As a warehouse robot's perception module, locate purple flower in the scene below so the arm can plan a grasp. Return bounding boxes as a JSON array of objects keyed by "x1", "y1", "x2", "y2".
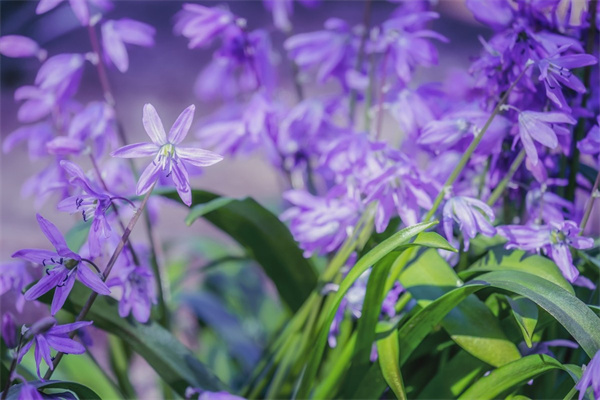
[
  {"x1": 517, "y1": 111, "x2": 576, "y2": 165},
  {"x1": 18, "y1": 316, "x2": 92, "y2": 378},
  {"x1": 2, "y1": 312, "x2": 18, "y2": 348},
  {"x1": 174, "y1": 4, "x2": 243, "y2": 49},
  {"x1": 101, "y1": 19, "x2": 156, "y2": 73},
  {"x1": 443, "y1": 196, "x2": 496, "y2": 251},
  {"x1": 466, "y1": 0, "x2": 514, "y2": 30},
  {"x1": 0, "y1": 262, "x2": 34, "y2": 312},
  {"x1": 0, "y1": 35, "x2": 46, "y2": 60},
  {"x1": 57, "y1": 161, "x2": 115, "y2": 257},
  {"x1": 525, "y1": 188, "x2": 573, "y2": 224},
  {"x1": 281, "y1": 188, "x2": 360, "y2": 257},
  {"x1": 111, "y1": 104, "x2": 223, "y2": 206},
  {"x1": 497, "y1": 220, "x2": 594, "y2": 282},
  {"x1": 263, "y1": 0, "x2": 319, "y2": 32},
  {"x1": 578, "y1": 116, "x2": 600, "y2": 165},
  {"x1": 2, "y1": 122, "x2": 54, "y2": 160},
  {"x1": 36, "y1": 0, "x2": 89, "y2": 26},
  {"x1": 12, "y1": 214, "x2": 110, "y2": 315},
  {"x1": 538, "y1": 52, "x2": 597, "y2": 110},
  {"x1": 17, "y1": 383, "x2": 44, "y2": 400},
  {"x1": 519, "y1": 339, "x2": 578, "y2": 358},
  {"x1": 107, "y1": 265, "x2": 156, "y2": 323},
  {"x1": 576, "y1": 350, "x2": 600, "y2": 400}
]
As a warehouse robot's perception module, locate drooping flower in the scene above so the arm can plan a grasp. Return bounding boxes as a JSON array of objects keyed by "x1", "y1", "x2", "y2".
[
  {"x1": 174, "y1": 4, "x2": 244, "y2": 49},
  {"x1": 497, "y1": 220, "x2": 594, "y2": 282},
  {"x1": 465, "y1": 0, "x2": 514, "y2": 30},
  {"x1": 538, "y1": 52, "x2": 597, "y2": 110},
  {"x1": 12, "y1": 214, "x2": 110, "y2": 315},
  {"x1": 516, "y1": 111, "x2": 576, "y2": 165},
  {"x1": 101, "y1": 18, "x2": 156, "y2": 73},
  {"x1": 107, "y1": 265, "x2": 156, "y2": 323},
  {"x1": 36, "y1": 0, "x2": 90, "y2": 26},
  {"x1": 111, "y1": 104, "x2": 223, "y2": 206},
  {"x1": 519, "y1": 339, "x2": 578, "y2": 358},
  {"x1": 578, "y1": 116, "x2": 600, "y2": 166},
  {"x1": 18, "y1": 316, "x2": 92, "y2": 378},
  {"x1": 2, "y1": 312, "x2": 18, "y2": 348},
  {"x1": 2, "y1": 122, "x2": 54, "y2": 160},
  {"x1": 443, "y1": 196, "x2": 496, "y2": 251},
  {"x1": 0, "y1": 35, "x2": 46, "y2": 60},
  {"x1": 576, "y1": 350, "x2": 600, "y2": 400}
]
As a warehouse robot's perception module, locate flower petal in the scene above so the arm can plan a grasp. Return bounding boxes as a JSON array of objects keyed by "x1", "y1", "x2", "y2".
[
  {"x1": 168, "y1": 105, "x2": 195, "y2": 144},
  {"x1": 24, "y1": 268, "x2": 68, "y2": 300},
  {"x1": 11, "y1": 248, "x2": 58, "y2": 264},
  {"x1": 45, "y1": 334, "x2": 85, "y2": 354},
  {"x1": 176, "y1": 146, "x2": 223, "y2": 167},
  {"x1": 77, "y1": 266, "x2": 111, "y2": 295},
  {"x1": 171, "y1": 161, "x2": 191, "y2": 206},
  {"x1": 111, "y1": 142, "x2": 158, "y2": 158},
  {"x1": 101, "y1": 20, "x2": 128, "y2": 73},
  {"x1": 142, "y1": 104, "x2": 167, "y2": 145},
  {"x1": 35, "y1": 214, "x2": 77, "y2": 258},
  {"x1": 48, "y1": 320, "x2": 92, "y2": 335},
  {"x1": 136, "y1": 161, "x2": 162, "y2": 195},
  {"x1": 51, "y1": 274, "x2": 75, "y2": 315}
]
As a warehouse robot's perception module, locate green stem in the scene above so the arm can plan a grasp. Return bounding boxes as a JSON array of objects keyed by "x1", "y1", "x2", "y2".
[
  {"x1": 486, "y1": 149, "x2": 526, "y2": 207},
  {"x1": 423, "y1": 62, "x2": 532, "y2": 222}
]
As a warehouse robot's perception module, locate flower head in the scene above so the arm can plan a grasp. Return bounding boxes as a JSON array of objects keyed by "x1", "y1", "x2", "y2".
[
  {"x1": 111, "y1": 104, "x2": 223, "y2": 206},
  {"x1": 107, "y1": 265, "x2": 156, "y2": 323},
  {"x1": 517, "y1": 111, "x2": 576, "y2": 165},
  {"x1": 18, "y1": 316, "x2": 92, "y2": 378},
  {"x1": 36, "y1": 0, "x2": 89, "y2": 26},
  {"x1": 576, "y1": 350, "x2": 600, "y2": 400},
  {"x1": 102, "y1": 18, "x2": 156, "y2": 73},
  {"x1": 12, "y1": 214, "x2": 110, "y2": 315},
  {"x1": 443, "y1": 196, "x2": 496, "y2": 251}
]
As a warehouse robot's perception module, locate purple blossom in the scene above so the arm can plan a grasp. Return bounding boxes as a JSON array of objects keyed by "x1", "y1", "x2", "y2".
[
  {"x1": 390, "y1": 88, "x2": 435, "y2": 138},
  {"x1": 17, "y1": 383, "x2": 44, "y2": 400},
  {"x1": 497, "y1": 220, "x2": 594, "y2": 282},
  {"x1": 57, "y1": 160, "x2": 115, "y2": 257},
  {"x1": 12, "y1": 214, "x2": 110, "y2": 315},
  {"x1": 0, "y1": 262, "x2": 34, "y2": 313},
  {"x1": 18, "y1": 316, "x2": 92, "y2": 378},
  {"x1": 107, "y1": 265, "x2": 156, "y2": 323},
  {"x1": 0, "y1": 35, "x2": 46, "y2": 60},
  {"x1": 102, "y1": 19, "x2": 156, "y2": 73},
  {"x1": 281, "y1": 188, "x2": 360, "y2": 257},
  {"x1": 2, "y1": 312, "x2": 18, "y2": 348},
  {"x1": 466, "y1": 0, "x2": 514, "y2": 30},
  {"x1": 111, "y1": 104, "x2": 223, "y2": 206},
  {"x1": 576, "y1": 350, "x2": 600, "y2": 400},
  {"x1": 443, "y1": 196, "x2": 496, "y2": 251},
  {"x1": 578, "y1": 116, "x2": 600, "y2": 165},
  {"x1": 538, "y1": 52, "x2": 597, "y2": 110},
  {"x1": 525, "y1": 188, "x2": 573, "y2": 224},
  {"x1": 174, "y1": 4, "x2": 243, "y2": 49},
  {"x1": 36, "y1": 0, "x2": 89, "y2": 26},
  {"x1": 263, "y1": 0, "x2": 319, "y2": 32},
  {"x1": 516, "y1": 111, "x2": 576, "y2": 165},
  {"x1": 2, "y1": 122, "x2": 54, "y2": 160},
  {"x1": 519, "y1": 339, "x2": 578, "y2": 358}
]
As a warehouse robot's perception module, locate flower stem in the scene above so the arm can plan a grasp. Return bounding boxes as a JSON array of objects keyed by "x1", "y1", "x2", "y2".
[
  {"x1": 87, "y1": 24, "x2": 114, "y2": 107},
  {"x1": 579, "y1": 169, "x2": 600, "y2": 233},
  {"x1": 43, "y1": 184, "x2": 156, "y2": 380},
  {"x1": 486, "y1": 149, "x2": 526, "y2": 207},
  {"x1": 1, "y1": 333, "x2": 24, "y2": 400},
  {"x1": 423, "y1": 62, "x2": 531, "y2": 222}
]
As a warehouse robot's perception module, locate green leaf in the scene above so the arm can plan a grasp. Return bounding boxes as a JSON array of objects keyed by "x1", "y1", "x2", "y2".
[
  {"x1": 506, "y1": 296, "x2": 538, "y2": 348},
  {"x1": 295, "y1": 220, "x2": 438, "y2": 399},
  {"x1": 418, "y1": 351, "x2": 487, "y2": 399},
  {"x1": 458, "y1": 354, "x2": 573, "y2": 400},
  {"x1": 160, "y1": 189, "x2": 317, "y2": 312},
  {"x1": 64, "y1": 221, "x2": 91, "y2": 253},
  {"x1": 462, "y1": 246, "x2": 574, "y2": 293},
  {"x1": 399, "y1": 249, "x2": 522, "y2": 367},
  {"x1": 38, "y1": 283, "x2": 227, "y2": 397},
  {"x1": 408, "y1": 232, "x2": 457, "y2": 253},
  {"x1": 376, "y1": 321, "x2": 406, "y2": 400},
  {"x1": 6, "y1": 380, "x2": 100, "y2": 400}
]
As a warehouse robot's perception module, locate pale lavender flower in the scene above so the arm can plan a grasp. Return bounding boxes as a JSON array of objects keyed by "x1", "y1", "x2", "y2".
[
  {"x1": 443, "y1": 196, "x2": 496, "y2": 251},
  {"x1": 576, "y1": 350, "x2": 600, "y2": 400},
  {"x1": 281, "y1": 187, "x2": 360, "y2": 257},
  {"x1": 0, "y1": 262, "x2": 34, "y2": 313},
  {"x1": 2, "y1": 312, "x2": 18, "y2": 348},
  {"x1": 111, "y1": 104, "x2": 223, "y2": 206},
  {"x1": 263, "y1": 0, "x2": 319, "y2": 32},
  {"x1": 390, "y1": 88, "x2": 435, "y2": 138},
  {"x1": 12, "y1": 214, "x2": 110, "y2": 315},
  {"x1": 174, "y1": 4, "x2": 243, "y2": 49},
  {"x1": 18, "y1": 316, "x2": 92, "y2": 378},
  {"x1": 578, "y1": 116, "x2": 600, "y2": 165},
  {"x1": 525, "y1": 188, "x2": 573, "y2": 224},
  {"x1": 2, "y1": 122, "x2": 54, "y2": 160},
  {"x1": 517, "y1": 111, "x2": 576, "y2": 165},
  {"x1": 466, "y1": 0, "x2": 514, "y2": 30},
  {"x1": 101, "y1": 19, "x2": 156, "y2": 73},
  {"x1": 0, "y1": 35, "x2": 46, "y2": 60},
  {"x1": 538, "y1": 52, "x2": 597, "y2": 110},
  {"x1": 107, "y1": 265, "x2": 156, "y2": 323},
  {"x1": 498, "y1": 220, "x2": 594, "y2": 282},
  {"x1": 36, "y1": 0, "x2": 89, "y2": 26}
]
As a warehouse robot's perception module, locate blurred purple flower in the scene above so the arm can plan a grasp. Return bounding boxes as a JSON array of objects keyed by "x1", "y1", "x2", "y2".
[
  {"x1": 466, "y1": 0, "x2": 514, "y2": 30},
  {"x1": 111, "y1": 104, "x2": 223, "y2": 206},
  {"x1": 578, "y1": 116, "x2": 600, "y2": 165},
  {"x1": 0, "y1": 262, "x2": 33, "y2": 313},
  {"x1": 107, "y1": 265, "x2": 156, "y2": 323},
  {"x1": 174, "y1": 3, "x2": 243, "y2": 49},
  {"x1": 443, "y1": 196, "x2": 496, "y2": 251},
  {"x1": 101, "y1": 18, "x2": 156, "y2": 73},
  {"x1": 3, "y1": 122, "x2": 54, "y2": 160},
  {"x1": 517, "y1": 111, "x2": 576, "y2": 165},
  {"x1": 525, "y1": 188, "x2": 573, "y2": 224},
  {"x1": 12, "y1": 214, "x2": 110, "y2": 315},
  {"x1": 390, "y1": 88, "x2": 435, "y2": 138},
  {"x1": 0, "y1": 35, "x2": 46, "y2": 60},
  {"x1": 18, "y1": 316, "x2": 92, "y2": 378},
  {"x1": 17, "y1": 383, "x2": 44, "y2": 400},
  {"x1": 263, "y1": 0, "x2": 319, "y2": 32},
  {"x1": 36, "y1": 0, "x2": 89, "y2": 26},
  {"x1": 519, "y1": 339, "x2": 578, "y2": 357},
  {"x1": 281, "y1": 187, "x2": 360, "y2": 257},
  {"x1": 576, "y1": 350, "x2": 600, "y2": 400},
  {"x1": 498, "y1": 220, "x2": 594, "y2": 282},
  {"x1": 538, "y1": 52, "x2": 597, "y2": 110},
  {"x1": 2, "y1": 312, "x2": 18, "y2": 348}
]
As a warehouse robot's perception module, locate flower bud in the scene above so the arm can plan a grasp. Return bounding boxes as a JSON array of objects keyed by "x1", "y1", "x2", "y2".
[{"x1": 2, "y1": 313, "x2": 17, "y2": 348}]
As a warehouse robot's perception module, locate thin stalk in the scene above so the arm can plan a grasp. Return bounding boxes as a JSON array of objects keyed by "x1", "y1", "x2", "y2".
[
  {"x1": 486, "y1": 149, "x2": 526, "y2": 207},
  {"x1": 1, "y1": 334, "x2": 24, "y2": 400},
  {"x1": 423, "y1": 62, "x2": 532, "y2": 222},
  {"x1": 43, "y1": 184, "x2": 155, "y2": 380},
  {"x1": 87, "y1": 24, "x2": 114, "y2": 107},
  {"x1": 580, "y1": 170, "x2": 600, "y2": 232}
]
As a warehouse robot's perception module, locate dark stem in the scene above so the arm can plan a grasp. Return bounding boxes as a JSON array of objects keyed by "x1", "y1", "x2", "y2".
[
  {"x1": 565, "y1": 0, "x2": 597, "y2": 202},
  {"x1": 579, "y1": 170, "x2": 600, "y2": 232},
  {"x1": 87, "y1": 24, "x2": 115, "y2": 107},
  {"x1": 43, "y1": 184, "x2": 156, "y2": 380},
  {"x1": 1, "y1": 334, "x2": 24, "y2": 400}
]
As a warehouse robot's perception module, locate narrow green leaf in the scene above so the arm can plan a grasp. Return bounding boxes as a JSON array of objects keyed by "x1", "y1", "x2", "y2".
[
  {"x1": 400, "y1": 249, "x2": 522, "y2": 367},
  {"x1": 161, "y1": 189, "x2": 317, "y2": 312},
  {"x1": 376, "y1": 321, "x2": 406, "y2": 400},
  {"x1": 295, "y1": 220, "x2": 438, "y2": 399},
  {"x1": 38, "y1": 283, "x2": 227, "y2": 397},
  {"x1": 506, "y1": 296, "x2": 538, "y2": 348},
  {"x1": 458, "y1": 354, "x2": 572, "y2": 400},
  {"x1": 409, "y1": 232, "x2": 457, "y2": 253},
  {"x1": 418, "y1": 351, "x2": 487, "y2": 399},
  {"x1": 6, "y1": 380, "x2": 100, "y2": 400}
]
